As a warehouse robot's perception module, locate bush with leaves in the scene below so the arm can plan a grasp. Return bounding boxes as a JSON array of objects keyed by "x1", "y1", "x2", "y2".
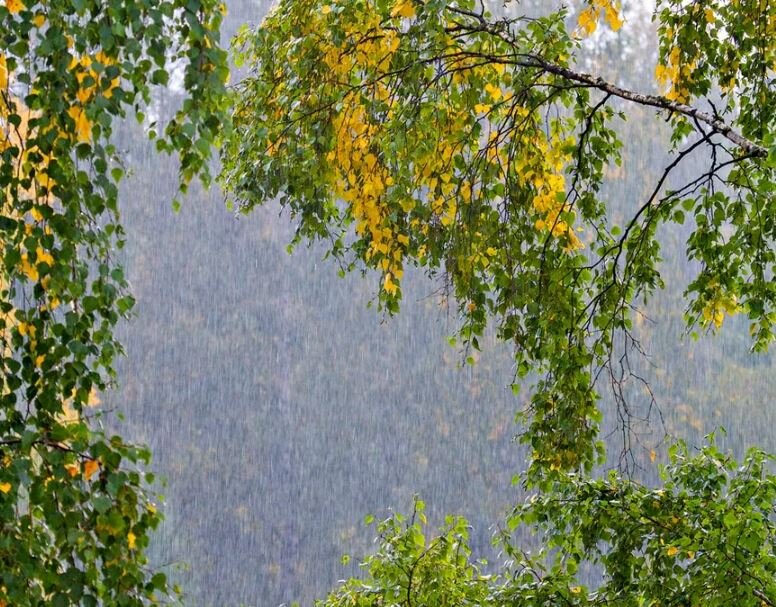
[{"x1": 318, "y1": 444, "x2": 776, "y2": 607}]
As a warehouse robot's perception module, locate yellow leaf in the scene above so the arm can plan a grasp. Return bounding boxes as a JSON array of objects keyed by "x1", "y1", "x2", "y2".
[
  {"x1": 570, "y1": 586, "x2": 582, "y2": 594},
  {"x1": 0, "y1": 54, "x2": 7, "y2": 90},
  {"x1": 577, "y1": 7, "x2": 598, "y2": 35},
  {"x1": 64, "y1": 463, "x2": 80, "y2": 477},
  {"x1": 32, "y1": 12, "x2": 45, "y2": 27},
  {"x1": 666, "y1": 545, "x2": 679, "y2": 557},
  {"x1": 35, "y1": 354, "x2": 45, "y2": 367},
  {"x1": 604, "y1": 6, "x2": 623, "y2": 31},
  {"x1": 67, "y1": 106, "x2": 92, "y2": 143},
  {"x1": 36, "y1": 247, "x2": 54, "y2": 267},
  {"x1": 655, "y1": 64, "x2": 669, "y2": 87},
  {"x1": 383, "y1": 272, "x2": 398, "y2": 294},
  {"x1": 321, "y1": 4, "x2": 331, "y2": 14},
  {"x1": 484, "y1": 83, "x2": 502, "y2": 101},
  {"x1": 668, "y1": 46, "x2": 681, "y2": 68},
  {"x1": 127, "y1": 531, "x2": 137, "y2": 549},
  {"x1": 5, "y1": 0, "x2": 24, "y2": 14},
  {"x1": 390, "y1": 0, "x2": 415, "y2": 19},
  {"x1": 83, "y1": 459, "x2": 99, "y2": 480},
  {"x1": 704, "y1": 8, "x2": 715, "y2": 23},
  {"x1": 20, "y1": 253, "x2": 39, "y2": 282},
  {"x1": 474, "y1": 103, "x2": 491, "y2": 114},
  {"x1": 0, "y1": 482, "x2": 11, "y2": 494},
  {"x1": 76, "y1": 86, "x2": 93, "y2": 104},
  {"x1": 649, "y1": 449, "x2": 657, "y2": 463},
  {"x1": 565, "y1": 230, "x2": 584, "y2": 251},
  {"x1": 387, "y1": 34, "x2": 400, "y2": 53},
  {"x1": 17, "y1": 321, "x2": 36, "y2": 338}
]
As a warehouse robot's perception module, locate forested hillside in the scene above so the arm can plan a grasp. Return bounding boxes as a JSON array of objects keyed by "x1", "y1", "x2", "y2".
[{"x1": 104, "y1": 1, "x2": 776, "y2": 605}]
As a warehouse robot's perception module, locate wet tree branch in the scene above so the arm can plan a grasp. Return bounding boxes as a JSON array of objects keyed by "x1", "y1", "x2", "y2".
[
  {"x1": 444, "y1": 11, "x2": 767, "y2": 158},
  {"x1": 517, "y1": 55, "x2": 767, "y2": 158}
]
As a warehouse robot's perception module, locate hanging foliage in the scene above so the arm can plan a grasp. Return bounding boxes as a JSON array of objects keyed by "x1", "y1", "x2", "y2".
[{"x1": 0, "y1": 0, "x2": 228, "y2": 603}]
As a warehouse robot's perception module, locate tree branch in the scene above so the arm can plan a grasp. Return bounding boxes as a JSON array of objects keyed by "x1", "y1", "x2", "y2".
[
  {"x1": 754, "y1": 588, "x2": 775, "y2": 607},
  {"x1": 517, "y1": 55, "x2": 767, "y2": 158},
  {"x1": 444, "y1": 13, "x2": 765, "y2": 157}
]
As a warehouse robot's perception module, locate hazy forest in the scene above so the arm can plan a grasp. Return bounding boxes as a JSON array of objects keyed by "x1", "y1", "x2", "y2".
[{"x1": 1, "y1": 0, "x2": 774, "y2": 605}]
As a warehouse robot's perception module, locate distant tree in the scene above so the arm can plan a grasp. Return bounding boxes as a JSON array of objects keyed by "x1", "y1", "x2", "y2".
[
  {"x1": 221, "y1": 0, "x2": 776, "y2": 604},
  {"x1": 0, "y1": 0, "x2": 227, "y2": 603}
]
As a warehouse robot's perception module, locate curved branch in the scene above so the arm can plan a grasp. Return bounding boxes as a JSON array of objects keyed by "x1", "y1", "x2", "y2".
[
  {"x1": 444, "y1": 12, "x2": 765, "y2": 157},
  {"x1": 518, "y1": 56, "x2": 767, "y2": 158}
]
